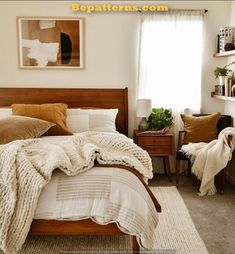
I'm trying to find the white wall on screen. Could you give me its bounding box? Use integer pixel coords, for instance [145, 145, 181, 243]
[0, 1, 231, 138]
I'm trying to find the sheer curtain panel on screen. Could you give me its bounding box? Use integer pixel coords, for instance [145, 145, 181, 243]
[138, 10, 203, 138]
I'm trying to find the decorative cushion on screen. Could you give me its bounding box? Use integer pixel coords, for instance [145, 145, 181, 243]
[66, 108, 118, 133]
[11, 103, 72, 136]
[0, 116, 55, 144]
[181, 112, 221, 143]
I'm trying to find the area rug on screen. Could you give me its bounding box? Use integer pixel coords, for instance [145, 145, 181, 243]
[1, 187, 209, 254]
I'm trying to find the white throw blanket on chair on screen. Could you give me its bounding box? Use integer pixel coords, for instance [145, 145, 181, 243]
[181, 127, 235, 196]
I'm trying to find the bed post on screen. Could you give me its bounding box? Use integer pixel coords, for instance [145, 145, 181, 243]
[132, 236, 140, 254]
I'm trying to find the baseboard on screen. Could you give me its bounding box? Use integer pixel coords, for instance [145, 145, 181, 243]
[226, 174, 235, 187]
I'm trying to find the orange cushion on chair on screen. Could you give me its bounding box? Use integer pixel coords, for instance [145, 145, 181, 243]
[181, 112, 221, 143]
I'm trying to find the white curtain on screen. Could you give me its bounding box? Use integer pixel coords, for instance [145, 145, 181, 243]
[138, 11, 203, 139]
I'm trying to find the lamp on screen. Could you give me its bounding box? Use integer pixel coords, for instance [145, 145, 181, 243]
[136, 99, 152, 131]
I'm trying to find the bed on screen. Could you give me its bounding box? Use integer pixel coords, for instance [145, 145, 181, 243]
[0, 87, 161, 254]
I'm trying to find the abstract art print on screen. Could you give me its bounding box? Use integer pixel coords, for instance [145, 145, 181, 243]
[18, 17, 84, 69]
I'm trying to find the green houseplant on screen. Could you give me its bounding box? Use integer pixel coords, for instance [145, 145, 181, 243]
[214, 61, 235, 83]
[213, 66, 230, 78]
[148, 108, 173, 132]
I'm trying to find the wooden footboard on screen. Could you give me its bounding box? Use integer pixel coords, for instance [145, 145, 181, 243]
[30, 219, 140, 253]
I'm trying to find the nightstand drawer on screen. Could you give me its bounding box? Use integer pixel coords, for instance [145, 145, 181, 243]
[141, 145, 172, 155]
[137, 136, 172, 145]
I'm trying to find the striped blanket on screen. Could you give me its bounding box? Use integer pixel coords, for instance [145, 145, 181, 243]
[35, 166, 160, 248]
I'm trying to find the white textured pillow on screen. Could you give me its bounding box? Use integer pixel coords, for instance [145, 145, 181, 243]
[66, 108, 118, 133]
[0, 108, 12, 119]
[66, 109, 89, 133]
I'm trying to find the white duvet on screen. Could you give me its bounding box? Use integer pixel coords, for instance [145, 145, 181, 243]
[35, 166, 158, 249]
[0, 132, 158, 254]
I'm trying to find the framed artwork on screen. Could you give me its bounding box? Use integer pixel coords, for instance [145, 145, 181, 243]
[17, 17, 84, 69]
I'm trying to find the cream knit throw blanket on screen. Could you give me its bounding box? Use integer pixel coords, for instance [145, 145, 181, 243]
[182, 127, 235, 196]
[0, 132, 153, 254]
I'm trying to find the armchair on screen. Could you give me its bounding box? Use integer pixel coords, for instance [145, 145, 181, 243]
[175, 114, 232, 193]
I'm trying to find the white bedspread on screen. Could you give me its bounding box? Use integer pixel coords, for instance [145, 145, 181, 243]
[0, 132, 156, 254]
[35, 166, 158, 249]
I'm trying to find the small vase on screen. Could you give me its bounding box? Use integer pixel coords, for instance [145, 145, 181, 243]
[219, 76, 226, 86]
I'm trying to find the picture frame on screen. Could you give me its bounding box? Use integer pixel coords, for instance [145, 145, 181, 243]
[17, 17, 84, 69]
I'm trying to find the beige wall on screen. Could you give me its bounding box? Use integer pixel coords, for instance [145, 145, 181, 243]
[0, 1, 231, 138]
[0, 1, 141, 136]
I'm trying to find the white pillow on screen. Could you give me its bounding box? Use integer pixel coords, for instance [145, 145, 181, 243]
[0, 108, 12, 119]
[66, 108, 118, 133]
[66, 109, 89, 133]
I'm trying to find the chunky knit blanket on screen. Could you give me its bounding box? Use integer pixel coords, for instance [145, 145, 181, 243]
[0, 132, 153, 254]
[182, 127, 235, 196]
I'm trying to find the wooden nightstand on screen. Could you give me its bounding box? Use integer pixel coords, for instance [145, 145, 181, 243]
[134, 130, 173, 181]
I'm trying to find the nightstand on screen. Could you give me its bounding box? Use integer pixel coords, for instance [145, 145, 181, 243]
[134, 130, 173, 181]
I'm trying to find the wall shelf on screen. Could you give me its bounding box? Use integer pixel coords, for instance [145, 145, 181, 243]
[211, 92, 235, 102]
[213, 50, 235, 57]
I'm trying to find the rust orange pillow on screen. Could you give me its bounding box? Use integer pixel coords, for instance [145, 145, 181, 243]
[181, 113, 221, 143]
[11, 103, 72, 136]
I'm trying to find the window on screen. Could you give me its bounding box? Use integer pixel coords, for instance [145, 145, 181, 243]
[138, 11, 203, 132]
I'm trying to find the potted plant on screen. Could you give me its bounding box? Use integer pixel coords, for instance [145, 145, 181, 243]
[214, 61, 235, 86]
[148, 108, 173, 133]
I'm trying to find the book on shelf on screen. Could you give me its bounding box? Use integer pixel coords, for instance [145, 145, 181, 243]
[228, 77, 235, 97]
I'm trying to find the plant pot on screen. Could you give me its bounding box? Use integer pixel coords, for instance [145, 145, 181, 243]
[219, 76, 226, 86]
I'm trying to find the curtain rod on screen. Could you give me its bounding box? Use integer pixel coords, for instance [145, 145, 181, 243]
[169, 9, 208, 13]
[139, 9, 208, 13]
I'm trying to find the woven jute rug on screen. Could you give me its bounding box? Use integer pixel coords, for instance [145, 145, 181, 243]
[3, 187, 209, 254]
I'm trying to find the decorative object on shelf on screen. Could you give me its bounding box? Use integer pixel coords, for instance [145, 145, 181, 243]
[136, 99, 152, 131]
[228, 77, 235, 96]
[219, 76, 226, 86]
[219, 27, 234, 53]
[148, 108, 173, 133]
[214, 85, 224, 96]
[225, 77, 229, 97]
[224, 43, 235, 51]
[216, 34, 220, 53]
[232, 84, 235, 96]
[214, 61, 235, 86]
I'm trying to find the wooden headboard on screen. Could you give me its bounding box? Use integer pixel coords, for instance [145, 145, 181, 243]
[0, 87, 128, 136]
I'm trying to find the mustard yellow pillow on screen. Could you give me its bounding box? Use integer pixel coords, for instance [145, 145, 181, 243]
[11, 103, 72, 136]
[181, 113, 221, 143]
[0, 116, 55, 144]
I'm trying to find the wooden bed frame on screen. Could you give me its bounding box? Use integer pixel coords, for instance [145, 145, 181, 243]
[0, 87, 128, 136]
[0, 87, 142, 253]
